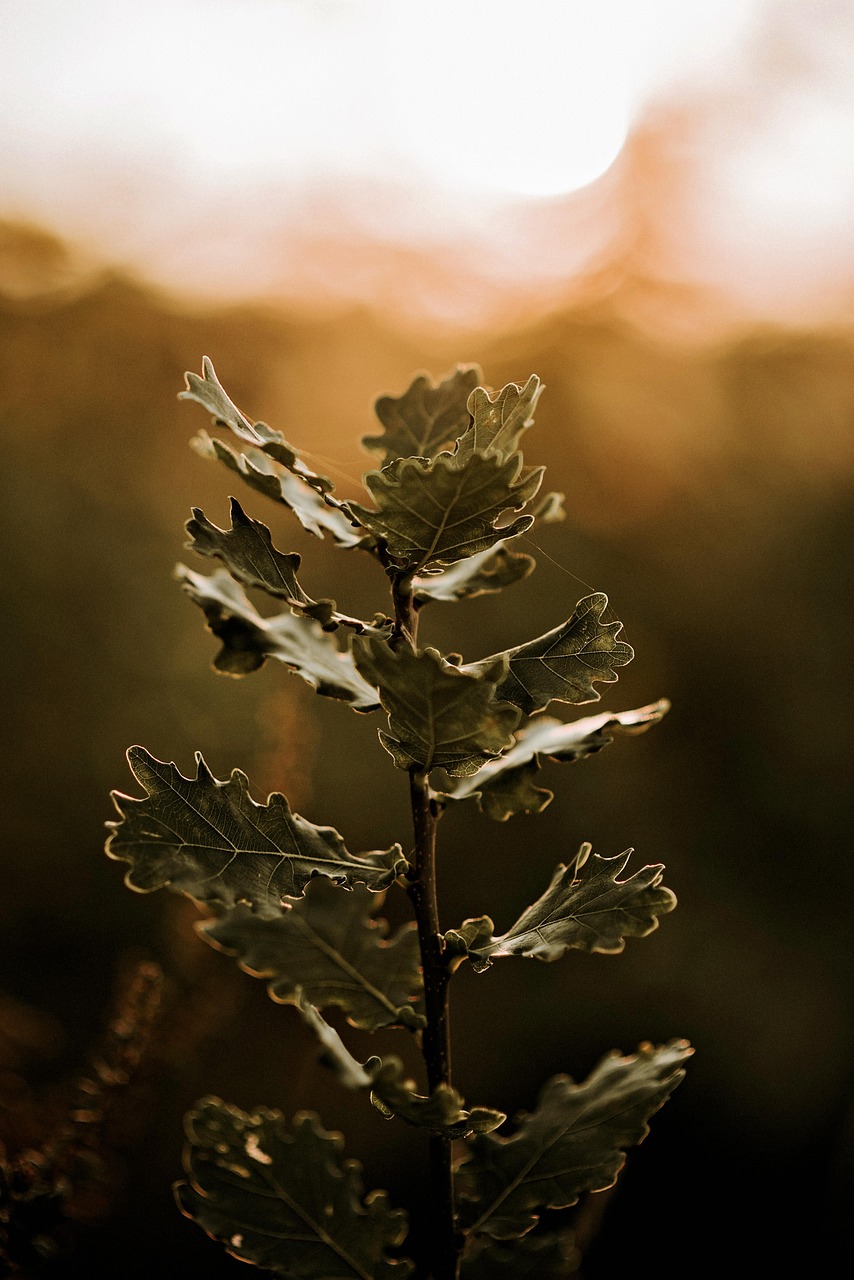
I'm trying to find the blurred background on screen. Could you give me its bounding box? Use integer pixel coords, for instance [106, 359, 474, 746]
[0, 1, 852, 1275]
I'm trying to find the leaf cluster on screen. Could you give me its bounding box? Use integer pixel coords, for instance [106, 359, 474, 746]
[106, 360, 689, 1278]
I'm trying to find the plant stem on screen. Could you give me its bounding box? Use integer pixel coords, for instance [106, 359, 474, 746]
[392, 571, 458, 1280]
[408, 768, 457, 1280]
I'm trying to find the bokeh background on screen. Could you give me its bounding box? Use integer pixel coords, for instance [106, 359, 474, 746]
[1, 1, 852, 1275]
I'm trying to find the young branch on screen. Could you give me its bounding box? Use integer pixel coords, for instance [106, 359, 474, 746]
[393, 572, 458, 1280]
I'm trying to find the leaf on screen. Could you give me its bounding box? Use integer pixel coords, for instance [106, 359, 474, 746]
[298, 1000, 504, 1140]
[346, 450, 543, 574]
[454, 375, 543, 465]
[412, 542, 535, 606]
[192, 429, 366, 548]
[363, 365, 483, 463]
[186, 498, 386, 634]
[106, 747, 407, 911]
[444, 844, 676, 972]
[176, 565, 381, 710]
[198, 879, 425, 1031]
[460, 1230, 578, 1279]
[531, 491, 566, 524]
[181, 356, 334, 497]
[462, 593, 633, 715]
[352, 639, 520, 776]
[176, 1096, 412, 1278]
[457, 1040, 692, 1239]
[446, 700, 670, 820]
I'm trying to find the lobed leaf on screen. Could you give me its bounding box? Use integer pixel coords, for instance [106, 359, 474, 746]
[299, 1000, 504, 1140]
[460, 1230, 578, 1278]
[191, 430, 366, 548]
[446, 700, 670, 820]
[181, 356, 334, 496]
[346, 450, 542, 574]
[444, 844, 676, 972]
[176, 564, 382, 710]
[412, 542, 535, 606]
[457, 1040, 692, 1239]
[106, 747, 407, 912]
[352, 639, 520, 776]
[186, 498, 386, 634]
[454, 375, 543, 466]
[461, 593, 633, 715]
[363, 365, 483, 463]
[199, 880, 425, 1031]
[176, 1096, 412, 1278]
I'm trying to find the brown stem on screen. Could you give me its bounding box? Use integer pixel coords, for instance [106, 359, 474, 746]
[408, 768, 457, 1280]
[392, 572, 459, 1280]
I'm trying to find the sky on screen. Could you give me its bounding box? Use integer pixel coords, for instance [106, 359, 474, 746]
[1, 0, 853, 327]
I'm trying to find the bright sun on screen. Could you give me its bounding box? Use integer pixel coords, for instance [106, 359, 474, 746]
[0, 0, 753, 208]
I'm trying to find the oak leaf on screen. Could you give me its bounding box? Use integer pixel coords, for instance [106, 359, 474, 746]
[199, 880, 425, 1031]
[444, 844, 676, 972]
[106, 748, 407, 911]
[461, 593, 633, 714]
[176, 565, 381, 710]
[353, 640, 520, 776]
[447, 700, 670, 820]
[457, 1041, 692, 1238]
[176, 1096, 412, 1278]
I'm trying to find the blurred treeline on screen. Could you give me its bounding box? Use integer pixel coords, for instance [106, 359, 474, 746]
[0, 220, 851, 1276]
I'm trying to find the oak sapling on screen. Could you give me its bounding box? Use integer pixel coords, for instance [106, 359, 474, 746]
[106, 358, 691, 1279]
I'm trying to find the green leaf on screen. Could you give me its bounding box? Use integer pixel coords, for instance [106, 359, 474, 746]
[198, 879, 425, 1031]
[176, 1096, 412, 1278]
[176, 565, 381, 710]
[454, 375, 543, 465]
[186, 498, 387, 634]
[346, 450, 543, 574]
[462, 593, 633, 715]
[192, 429, 366, 548]
[460, 1230, 578, 1279]
[446, 700, 670, 820]
[363, 365, 483, 463]
[299, 1000, 504, 1140]
[444, 844, 676, 972]
[457, 1040, 692, 1239]
[412, 542, 535, 606]
[352, 639, 520, 776]
[181, 356, 334, 497]
[106, 747, 407, 911]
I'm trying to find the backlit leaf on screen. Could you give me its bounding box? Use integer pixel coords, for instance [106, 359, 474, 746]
[199, 880, 425, 1031]
[186, 499, 386, 634]
[352, 639, 520, 776]
[462, 593, 633, 714]
[457, 1040, 692, 1239]
[444, 844, 676, 972]
[299, 1000, 504, 1140]
[106, 747, 407, 911]
[363, 365, 483, 463]
[446, 700, 670, 820]
[530, 490, 566, 523]
[181, 356, 334, 496]
[455, 376, 543, 465]
[346, 450, 542, 574]
[176, 564, 381, 710]
[412, 542, 535, 606]
[191, 429, 366, 547]
[176, 1096, 412, 1278]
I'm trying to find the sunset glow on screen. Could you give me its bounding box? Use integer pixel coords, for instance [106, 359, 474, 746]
[2, 0, 854, 325]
